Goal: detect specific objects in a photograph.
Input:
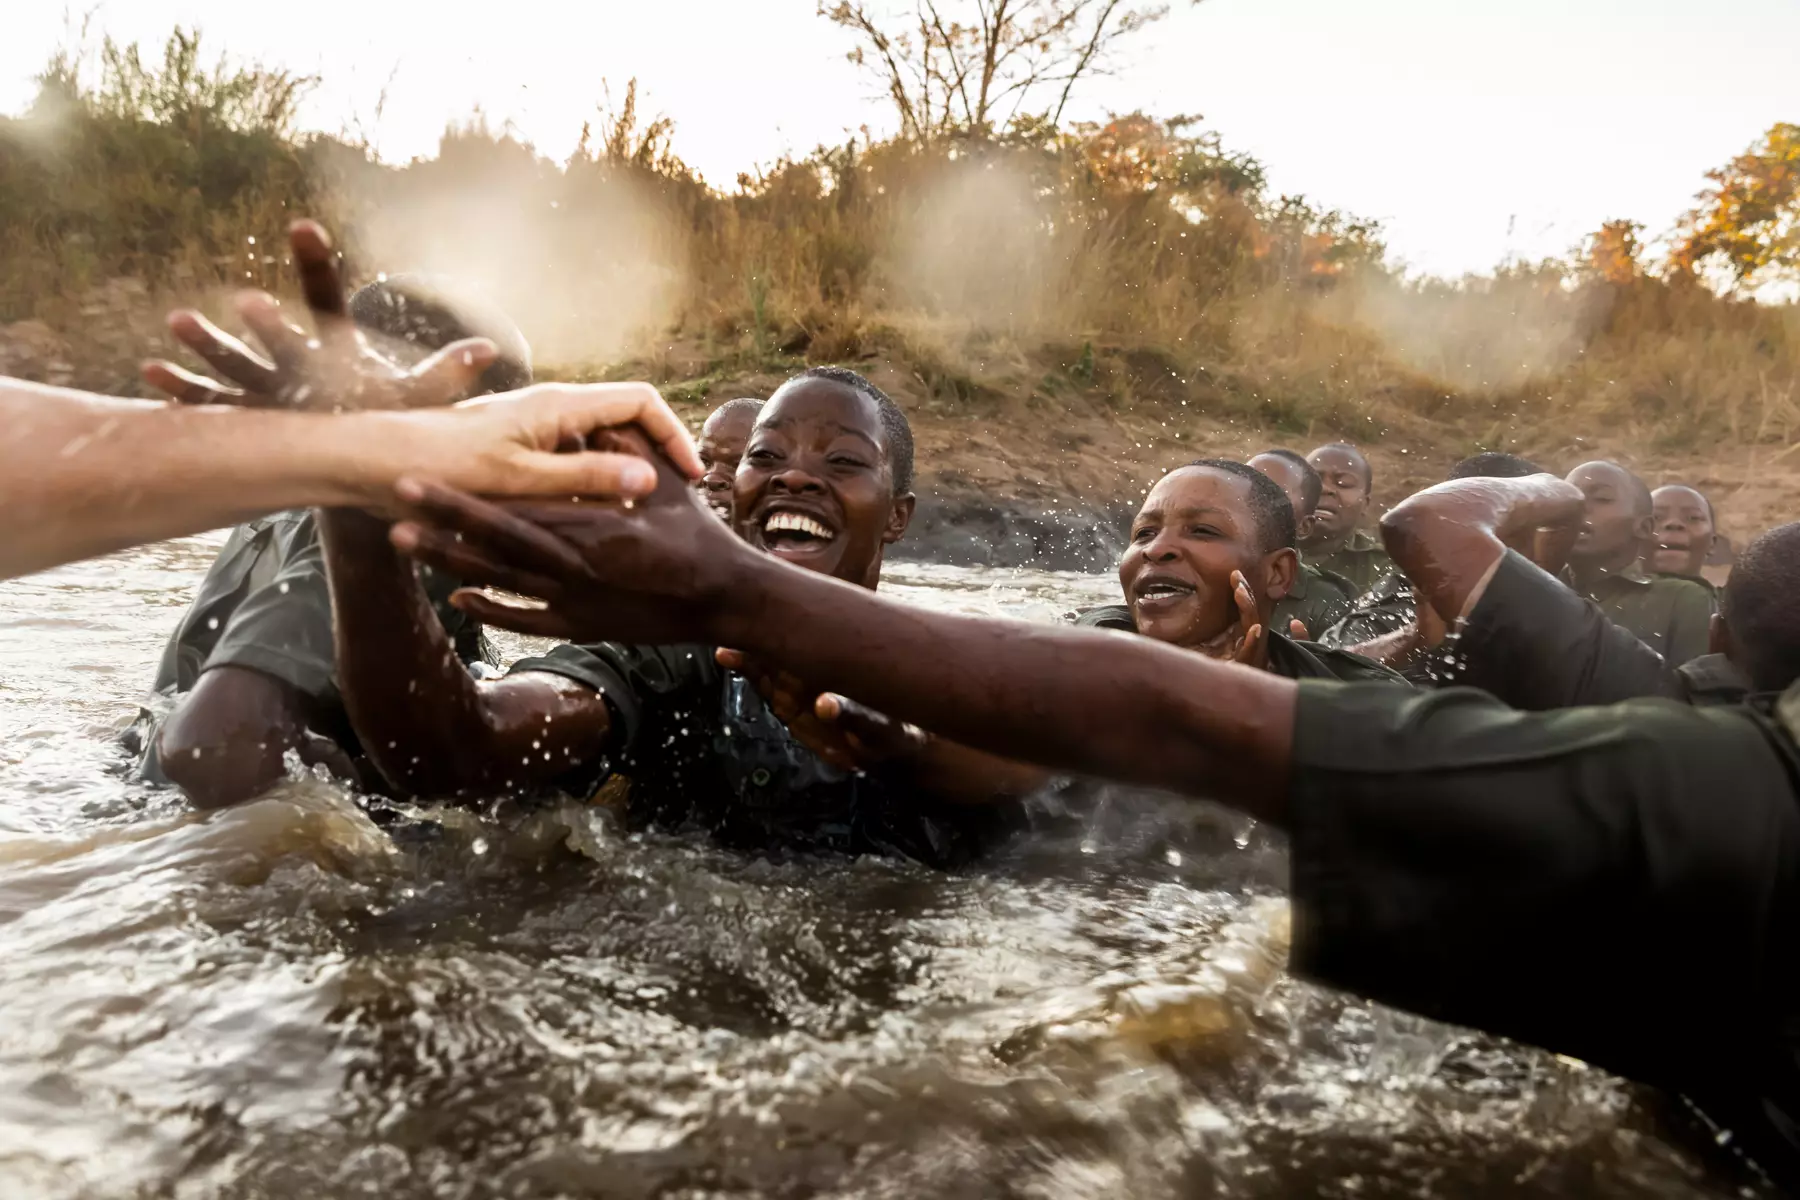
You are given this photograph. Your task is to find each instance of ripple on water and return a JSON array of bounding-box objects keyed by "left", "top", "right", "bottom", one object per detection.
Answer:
[{"left": 0, "top": 542, "right": 1763, "bottom": 1198}]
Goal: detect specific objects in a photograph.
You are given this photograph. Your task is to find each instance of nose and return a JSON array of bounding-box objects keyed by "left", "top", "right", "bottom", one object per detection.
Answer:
[
  {"left": 769, "top": 463, "right": 826, "bottom": 496},
  {"left": 1140, "top": 528, "right": 1182, "bottom": 562}
]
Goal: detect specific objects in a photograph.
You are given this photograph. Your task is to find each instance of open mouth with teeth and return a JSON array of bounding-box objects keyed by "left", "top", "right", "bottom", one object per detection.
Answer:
[
  {"left": 759, "top": 508, "right": 839, "bottom": 556},
  {"left": 1132, "top": 577, "right": 1197, "bottom": 610}
]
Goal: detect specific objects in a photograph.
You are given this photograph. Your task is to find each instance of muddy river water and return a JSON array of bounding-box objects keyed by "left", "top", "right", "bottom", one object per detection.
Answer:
[{"left": 0, "top": 540, "right": 1759, "bottom": 1198}]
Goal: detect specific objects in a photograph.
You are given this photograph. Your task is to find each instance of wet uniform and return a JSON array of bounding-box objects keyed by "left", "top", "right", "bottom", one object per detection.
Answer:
[
  {"left": 1271, "top": 561, "right": 1357, "bottom": 641},
  {"left": 1318, "top": 571, "right": 1415, "bottom": 652},
  {"left": 1584, "top": 563, "right": 1715, "bottom": 667},
  {"left": 1286, "top": 676, "right": 1800, "bottom": 1190},
  {"left": 132, "top": 511, "right": 492, "bottom": 779},
  {"left": 510, "top": 642, "right": 1013, "bottom": 868},
  {"left": 1304, "top": 529, "right": 1392, "bottom": 594},
  {"left": 1071, "top": 605, "right": 1407, "bottom": 684}
]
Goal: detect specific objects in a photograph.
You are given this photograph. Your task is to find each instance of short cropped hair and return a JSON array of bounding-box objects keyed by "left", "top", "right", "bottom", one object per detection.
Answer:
[
  {"left": 1259, "top": 447, "right": 1322, "bottom": 515},
  {"left": 1449, "top": 451, "right": 1545, "bottom": 480},
  {"left": 348, "top": 275, "right": 532, "bottom": 396},
  {"left": 707, "top": 397, "right": 765, "bottom": 425},
  {"left": 794, "top": 366, "right": 914, "bottom": 494},
  {"left": 1186, "top": 458, "right": 1298, "bottom": 554},
  {"left": 1722, "top": 523, "right": 1800, "bottom": 692}
]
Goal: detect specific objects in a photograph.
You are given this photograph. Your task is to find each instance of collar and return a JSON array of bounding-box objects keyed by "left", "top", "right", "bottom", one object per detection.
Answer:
[
  {"left": 1287, "top": 562, "right": 1313, "bottom": 600},
  {"left": 1592, "top": 560, "right": 1655, "bottom": 589}
]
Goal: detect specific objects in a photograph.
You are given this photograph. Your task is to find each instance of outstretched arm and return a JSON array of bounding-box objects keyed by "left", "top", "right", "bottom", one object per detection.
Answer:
[
  {"left": 1379, "top": 474, "right": 1584, "bottom": 628},
  {"left": 390, "top": 480, "right": 1299, "bottom": 823},
  {"left": 0, "top": 378, "right": 699, "bottom": 581}
]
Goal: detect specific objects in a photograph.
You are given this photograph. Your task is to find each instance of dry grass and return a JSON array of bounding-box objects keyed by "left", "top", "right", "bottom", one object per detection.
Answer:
[{"left": 3, "top": 29, "right": 1798, "bottom": 465}]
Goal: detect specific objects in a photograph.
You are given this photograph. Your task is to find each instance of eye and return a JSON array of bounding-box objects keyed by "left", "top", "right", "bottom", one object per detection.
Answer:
[
  {"left": 828, "top": 454, "right": 870, "bottom": 470},
  {"left": 1187, "top": 524, "right": 1222, "bottom": 538},
  {"left": 745, "top": 447, "right": 779, "bottom": 464},
  {"left": 1132, "top": 526, "right": 1156, "bottom": 542}
]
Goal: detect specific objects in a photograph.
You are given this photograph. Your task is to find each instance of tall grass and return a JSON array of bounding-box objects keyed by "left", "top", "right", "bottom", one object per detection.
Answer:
[{"left": 2, "top": 29, "right": 1797, "bottom": 455}]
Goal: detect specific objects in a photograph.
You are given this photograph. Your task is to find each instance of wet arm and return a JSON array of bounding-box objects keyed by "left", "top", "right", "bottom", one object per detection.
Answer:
[
  {"left": 712, "top": 566, "right": 1298, "bottom": 824},
  {"left": 156, "top": 666, "right": 364, "bottom": 808},
  {"left": 319, "top": 508, "right": 611, "bottom": 799},
  {"left": 1380, "top": 475, "right": 1583, "bottom": 626}
]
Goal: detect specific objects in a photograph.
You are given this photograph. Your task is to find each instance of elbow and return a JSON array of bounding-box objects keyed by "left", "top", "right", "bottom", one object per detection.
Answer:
[
  {"left": 156, "top": 713, "right": 283, "bottom": 810},
  {"left": 1377, "top": 500, "right": 1431, "bottom": 561}
]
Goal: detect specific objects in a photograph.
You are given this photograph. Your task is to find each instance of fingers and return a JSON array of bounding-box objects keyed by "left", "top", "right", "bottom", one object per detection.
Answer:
[
  {"left": 141, "top": 360, "right": 244, "bottom": 407},
  {"left": 445, "top": 588, "right": 580, "bottom": 639},
  {"left": 468, "top": 383, "right": 703, "bottom": 482},
  {"left": 288, "top": 219, "right": 350, "bottom": 325},
  {"left": 166, "top": 309, "right": 280, "bottom": 393},
  {"left": 1288, "top": 618, "right": 1310, "bottom": 640},
  {"left": 502, "top": 449, "right": 662, "bottom": 499},
  {"left": 394, "top": 479, "right": 595, "bottom": 582},
  {"left": 405, "top": 339, "right": 499, "bottom": 409},
  {"left": 1230, "top": 570, "right": 1257, "bottom": 625},
  {"left": 389, "top": 520, "right": 566, "bottom": 600},
  {"left": 715, "top": 648, "right": 749, "bottom": 672},
  {"left": 236, "top": 291, "right": 312, "bottom": 373},
  {"left": 1233, "top": 623, "right": 1266, "bottom": 667}
]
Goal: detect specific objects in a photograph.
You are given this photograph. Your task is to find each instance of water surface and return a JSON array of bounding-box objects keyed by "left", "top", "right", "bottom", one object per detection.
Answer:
[{"left": 0, "top": 543, "right": 1752, "bottom": 1198}]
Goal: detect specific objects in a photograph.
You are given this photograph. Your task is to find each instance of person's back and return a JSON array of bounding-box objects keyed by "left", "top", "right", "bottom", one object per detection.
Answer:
[{"left": 135, "top": 275, "right": 530, "bottom": 804}]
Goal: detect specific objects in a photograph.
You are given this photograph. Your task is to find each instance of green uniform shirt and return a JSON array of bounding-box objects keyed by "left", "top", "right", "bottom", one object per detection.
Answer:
[
  {"left": 1304, "top": 529, "right": 1393, "bottom": 594},
  {"left": 1585, "top": 563, "right": 1715, "bottom": 667},
  {"left": 511, "top": 642, "right": 1013, "bottom": 868},
  {"left": 1070, "top": 605, "right": 1406, "bottom": 684},
  {"left": 1270, "top": 560, "right": 1357, "bottom": 642},
  {"left": 135, "top": 510, "right": 492, "bottom": 777},
  {"left": 1285, "top": 678, "right": 1800, "bottom": 1190}
]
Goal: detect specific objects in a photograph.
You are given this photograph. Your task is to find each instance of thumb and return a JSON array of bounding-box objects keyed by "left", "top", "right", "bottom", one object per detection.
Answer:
[
  {"left": 406, "top": 338, "right": 499, "bottom": 408},
  {"left": 1288, "top": 618, "right": 1310, "bottom": 639}
]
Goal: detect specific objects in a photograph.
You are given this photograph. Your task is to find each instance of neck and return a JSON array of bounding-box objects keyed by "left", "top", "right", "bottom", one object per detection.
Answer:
[{"left": 1305, "top": 526, "right": 1353, "bottom": 555}]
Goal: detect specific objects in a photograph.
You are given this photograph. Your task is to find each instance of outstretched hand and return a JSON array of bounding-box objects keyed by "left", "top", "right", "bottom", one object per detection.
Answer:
[
  {"left": 389, "top": 435, "right": 746, "bottom": 646},
  {"left": 714, "top": 648, "right": 927, "bottom": 773},
  {"left": 143, "top": 220, "right": 495, "bottom": 411}
]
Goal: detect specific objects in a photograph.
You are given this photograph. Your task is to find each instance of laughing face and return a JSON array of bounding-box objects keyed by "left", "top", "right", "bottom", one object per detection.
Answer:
[
  {"left": 733, "top": 378, "right": 913, "bottom": 589},
  {"left": 1119, "top": 466, "right": 1296, "bottom": 654},
  {"left": 697, "top": 402, "right": 761, "bottom": 521},
  {"left": 1649, "top": 484, "right": 1716, "bottom": 577}
]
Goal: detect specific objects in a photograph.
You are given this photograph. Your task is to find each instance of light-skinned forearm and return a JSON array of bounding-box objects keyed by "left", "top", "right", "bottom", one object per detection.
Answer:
[
  {"left": 1, "top": 380, "right": 419, "bottom": 579},
  {"left": 710, "top": 559, "right": 1298, "bottom": 823}
]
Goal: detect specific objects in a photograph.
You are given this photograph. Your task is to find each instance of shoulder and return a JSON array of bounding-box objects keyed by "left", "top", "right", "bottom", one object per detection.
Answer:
[
  {"left": 511, "top": 641, "right": 718, "bottom": 695},
  {"left": 1678, "top": 653, "right": 1753, "bottom": 707},
  {"left": 1348, "top": 530, "right": 1390, "bottom": 557},
  {"left": 1301, "top": 561, "right": 1357, "bottom": 600},
  {"left": 1270, "top": 632, "right": 1410, "bottom": 684},
  {"left": 1646, "top": 575, "right": 1717, "bottom": 610}
]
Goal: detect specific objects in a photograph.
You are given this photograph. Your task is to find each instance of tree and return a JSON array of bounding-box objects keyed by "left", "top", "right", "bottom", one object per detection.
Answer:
[
  {"left": 819, "top": 0, "right": 1189, "bottom": 143},
  {"left": 1671, "top": 122, "right": 1800, "bottom": 292}
]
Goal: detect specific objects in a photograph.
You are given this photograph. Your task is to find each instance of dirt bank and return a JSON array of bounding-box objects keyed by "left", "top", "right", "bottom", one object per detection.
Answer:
[{"left": 7, "top": 314, "right": 1795, "bottom": 570}]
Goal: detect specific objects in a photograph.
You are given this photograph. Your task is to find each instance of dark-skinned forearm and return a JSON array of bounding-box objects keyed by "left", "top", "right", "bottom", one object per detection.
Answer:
[
  {"left": 1382, "top": 476, "right": 1581, "bottom": 625},
  {"left": 320, "top": 508, "right": 609, "bottom": 798},
  {"left": 712, "top": 562, "right": 1297, "bottom": 823}
]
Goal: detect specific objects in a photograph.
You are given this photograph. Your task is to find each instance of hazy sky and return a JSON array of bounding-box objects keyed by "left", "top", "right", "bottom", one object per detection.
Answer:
[{"left": 5, "top": 0, "right": 1796, "bottom": 277}]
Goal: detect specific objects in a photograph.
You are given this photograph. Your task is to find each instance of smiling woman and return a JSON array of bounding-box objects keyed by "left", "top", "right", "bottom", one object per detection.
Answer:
[{"left": 733, "top": 366, "right": 916, "bottom": 591}]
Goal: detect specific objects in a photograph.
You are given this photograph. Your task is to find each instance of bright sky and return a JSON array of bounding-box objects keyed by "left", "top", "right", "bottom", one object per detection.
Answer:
[{"left": 5, "top": 0, "right": 1796, "bottom": 278}]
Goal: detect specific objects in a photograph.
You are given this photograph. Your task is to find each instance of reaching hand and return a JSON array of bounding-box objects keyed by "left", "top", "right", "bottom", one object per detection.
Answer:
[
  {"left": 714, "top": 649, "right": 927, "bottom": 773},
  {"left": 389, "top": 440, "right": 746, "bottom": 646},
  {"left": 143, "top": 220, "right": 495, "bottom": 412}
]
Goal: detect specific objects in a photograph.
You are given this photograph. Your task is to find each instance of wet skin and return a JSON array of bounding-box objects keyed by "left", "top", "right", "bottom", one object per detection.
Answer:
[
  {"left": 1649, "top": 484, "right": 1716, "bottom": 577},
  {"left": 733, "top": 380, "right": 913, "bottom": 590},
  {"left": 1121, "top": 466, "right": 1297, "bottom": 655},
  {"left": 333, "top": 377, "right": 915, "bottom": 800},
  {"left": 698, "top": 404, "right": 760, "bottom": 520},
  {"left": 1565, "top": 461, "right": 1652, "bottom": 587},
  {"left": 1301, "top": 445, "right": 1371, "bottom": 550}
]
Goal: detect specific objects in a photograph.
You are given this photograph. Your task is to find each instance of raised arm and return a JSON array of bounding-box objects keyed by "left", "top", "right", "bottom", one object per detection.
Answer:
[{"left": 1378, "top": 474, "right": 1584, "bottom": 627}]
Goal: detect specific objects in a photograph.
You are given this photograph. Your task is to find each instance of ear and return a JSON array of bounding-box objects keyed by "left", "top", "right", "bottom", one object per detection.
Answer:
[
  {"left": 883, "top": 492, "right": 916, "bottom": 546},
  {"left": 1633, "top": 511, "right": 1656, "bottom": 542},
  {"left": 1262, "top": 547, "right": 1299, "bottom": 605}
]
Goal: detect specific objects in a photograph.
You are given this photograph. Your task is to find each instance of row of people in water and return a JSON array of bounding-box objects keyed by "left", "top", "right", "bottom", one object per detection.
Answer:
[{"left": 48, "top": 221, "right": 1800, "bottom": 1190}]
